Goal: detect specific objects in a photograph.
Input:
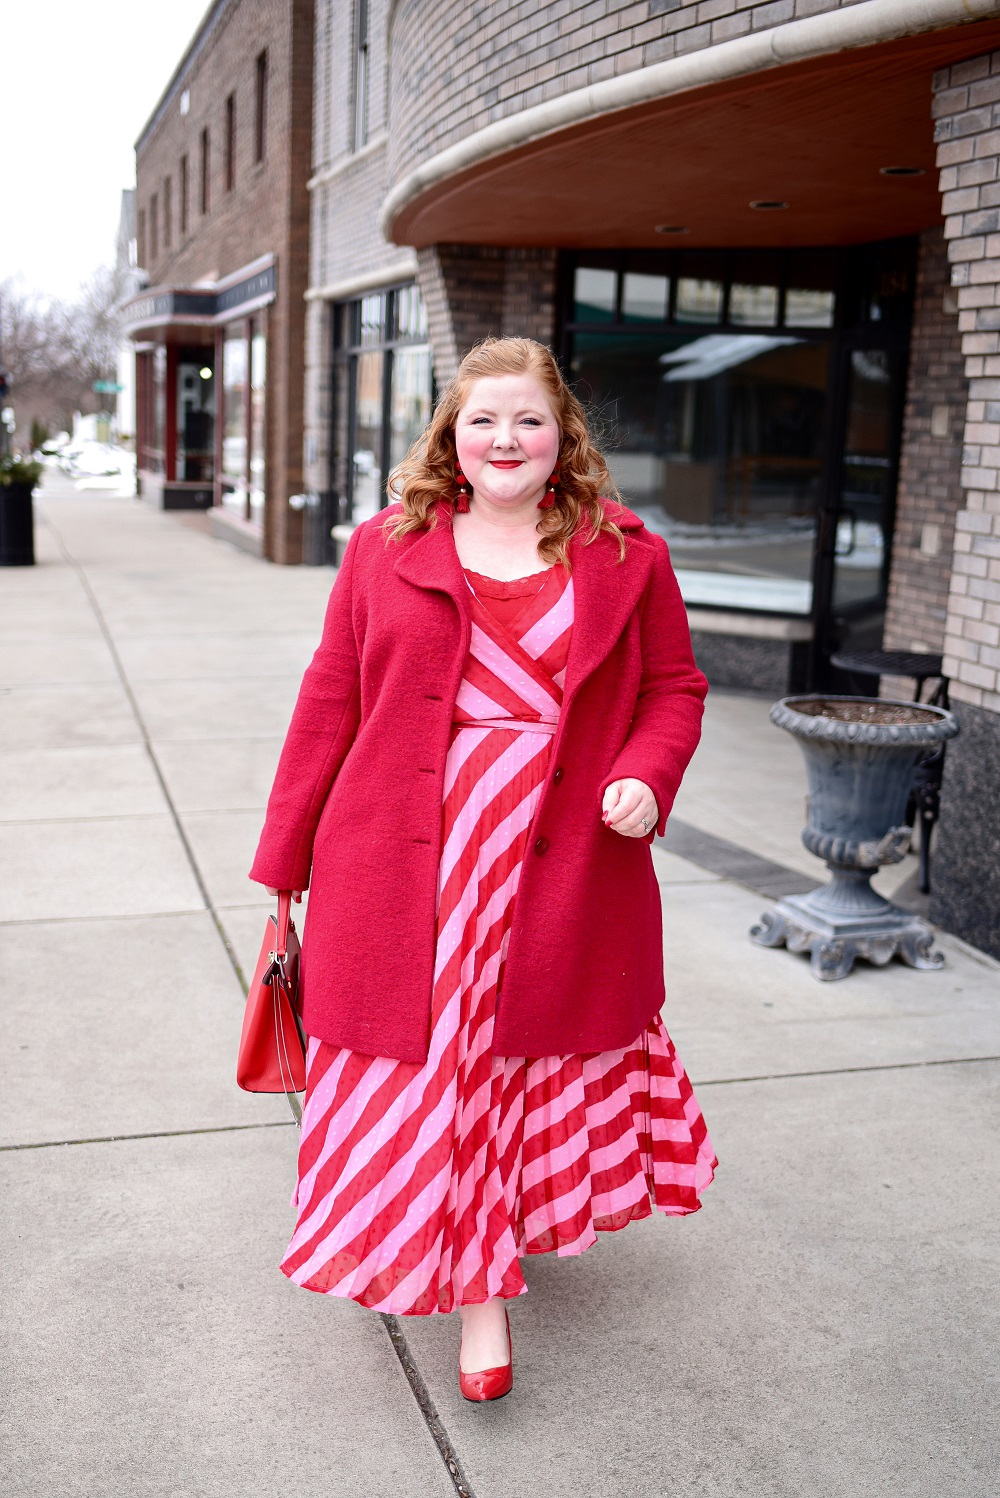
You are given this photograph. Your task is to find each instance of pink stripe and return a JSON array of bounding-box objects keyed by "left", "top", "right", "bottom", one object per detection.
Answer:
[
  {"left": 470, "top": 623, "right": 561, "bottom": 716},
  {"left": 520, "top": 578, "right": 574, "bottom": 659}
]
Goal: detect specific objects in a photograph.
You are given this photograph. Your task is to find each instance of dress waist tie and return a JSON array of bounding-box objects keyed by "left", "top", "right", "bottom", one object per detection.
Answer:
[{"left": 455, "top": 716, "right": 558, "bottom": 736}]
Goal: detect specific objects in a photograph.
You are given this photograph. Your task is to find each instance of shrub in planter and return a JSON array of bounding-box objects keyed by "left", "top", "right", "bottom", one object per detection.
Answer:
[{"left": 0, "top": 454, "right": 43, "bottom": 565}]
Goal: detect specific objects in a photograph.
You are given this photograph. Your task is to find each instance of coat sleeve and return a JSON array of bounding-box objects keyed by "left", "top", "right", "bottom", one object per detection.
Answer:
[
  {"left": 600, "top": 535, "right": 708, "bottom": 837},
  {"left": 249, "top": 527, "right": 364, "bottom": 891}
]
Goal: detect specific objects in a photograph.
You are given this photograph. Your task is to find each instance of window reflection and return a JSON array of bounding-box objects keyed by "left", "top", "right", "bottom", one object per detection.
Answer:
[
  {"left": 249, "top": 327, "right": 266, "bottom": 522},
  {"left": 573, "top": 267, "right": 617, "bottom": 322},
  {"left": 785, "top": 289, "right": 835, "bottom": 328},
  {"left": 572, "top": 329, "right": 828, "bottom": 613},
  {"left": 335, "top": 283, "right": 433, "bottom": 525},
  {"left": 832, "top": 349, "right": 892, "bottom": 611},
  {"left": 675, "top": 279, "right": 723, "bottom": 324},
  {"left": 222, "top": 325, "right": 248, "bottom": 514},
  {"left": 622, "top": 272, "right": 669, "bottom": 323},
  {"left": 729, "top": 283, "right": 779, "bottom": 326},
  {"left": 352, "top": 350, "right": 384, "bottom": 524},
  {"left": 390, "top": 345, "right": 433, "bottom": 468}
]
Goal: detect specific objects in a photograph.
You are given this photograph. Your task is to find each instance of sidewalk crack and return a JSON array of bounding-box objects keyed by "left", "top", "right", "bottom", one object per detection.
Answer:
[{"left": 379, "top": 1315, "right": 478, "bottom": 1498}]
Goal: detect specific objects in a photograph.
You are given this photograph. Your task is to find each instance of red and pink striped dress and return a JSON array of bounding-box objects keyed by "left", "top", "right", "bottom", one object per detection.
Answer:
[{"left": 281, "top": 563, "right": 716, "bottom": 1314}]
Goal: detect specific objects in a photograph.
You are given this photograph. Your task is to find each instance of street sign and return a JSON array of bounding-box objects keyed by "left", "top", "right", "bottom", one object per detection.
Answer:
[{"left": 92, "top": 380, "right": 124, "bottom": 393}]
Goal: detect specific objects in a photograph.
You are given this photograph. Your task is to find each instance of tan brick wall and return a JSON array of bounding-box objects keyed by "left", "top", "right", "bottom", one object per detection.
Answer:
[
  {"left": 135, "top": 0, "right": 313, "bottom": 564},
  {"left": 386, "top": 0, "right": 862, "bottom": 189},
  {"left": 933, "top": 51, "right": 1000, "bottom": 711},
  {"left": 883, "top": 227, "right": 967, "bottom": 662}
]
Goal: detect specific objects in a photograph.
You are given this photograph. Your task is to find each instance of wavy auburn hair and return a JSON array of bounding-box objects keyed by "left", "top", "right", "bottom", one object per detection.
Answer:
[{"left": 383, "top": 337, "right": 625, "bottom": 567}]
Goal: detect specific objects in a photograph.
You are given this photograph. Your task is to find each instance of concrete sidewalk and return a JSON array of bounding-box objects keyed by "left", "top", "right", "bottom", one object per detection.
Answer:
[{"left": 2, "top": 471, "right": 998, "bottom": 1498}]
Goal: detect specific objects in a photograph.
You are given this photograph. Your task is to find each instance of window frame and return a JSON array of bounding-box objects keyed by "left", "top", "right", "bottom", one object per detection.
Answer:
[
  {"left": 255, "top": 51, "right": 268, "bottom": 164},
  {"left": 353, "top": 0, "right": 370, "bottom": 151},
  {"left": 225, "top": 93, "right": 236, "bottom": 192},
  {"left": 179, "top": 154, "right": 189, "bottom": 236},
  {"left": 200, "top": 127, "right": 210, "bottom": 215},
  {"left": 331, "top": 282, "right": 433, "bottom": 527}
]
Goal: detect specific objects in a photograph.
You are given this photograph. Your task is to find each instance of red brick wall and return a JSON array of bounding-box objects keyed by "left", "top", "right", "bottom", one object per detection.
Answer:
[{"left": 135, "top": 0, "right": 313, "bottom": 563}]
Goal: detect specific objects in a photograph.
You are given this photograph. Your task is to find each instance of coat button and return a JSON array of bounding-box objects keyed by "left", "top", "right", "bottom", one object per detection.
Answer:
[
  {"left": 553, "top": 768, "right": 564, "bottom": 785},
  {"left": 534, "top": 836, "right": 549, "bottom": 856}
]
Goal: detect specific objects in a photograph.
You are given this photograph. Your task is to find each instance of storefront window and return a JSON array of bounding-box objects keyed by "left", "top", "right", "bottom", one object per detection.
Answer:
[
  {"left": 832, "top": 348, "right": 894, "bottom": 612},
  {"left": 623, "top": 273, "right": 669, "bottom": 324},
  {"left": 222, "top": 323, "right": 248, "bottom": 516},
  {"left": 563, "top": 245, "right": 914, "bottom": 632},
  {"left": 676, "top": 278, "right": 724, "bottom": 324},
  {"left": 333, "top": 284, "right": 432, "bottom": 525},
  {"left": 249, "top": 325, "right": 266, "bottom": 523},
  {"left": 353, "top": 350, "right": 384, "bottom": 523},
  {"left": 573, "top": 328, "right": 827, "bottom": 613},
  {"left": 176, "top": 351, "right": 215, "bottom": 482},
  {"left": 565, "top": 251, "right": 849, "bottom": 614}
]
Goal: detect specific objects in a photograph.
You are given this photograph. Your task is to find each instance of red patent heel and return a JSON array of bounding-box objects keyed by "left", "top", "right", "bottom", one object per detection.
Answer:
[{"left": 459, "top": 1310, "right": 513, "bottom": 1402}]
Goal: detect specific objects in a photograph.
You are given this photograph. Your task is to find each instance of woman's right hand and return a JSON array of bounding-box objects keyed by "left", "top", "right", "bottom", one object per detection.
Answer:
[{"left": 266, "top": 886, "right": 303, "bottom": 901}]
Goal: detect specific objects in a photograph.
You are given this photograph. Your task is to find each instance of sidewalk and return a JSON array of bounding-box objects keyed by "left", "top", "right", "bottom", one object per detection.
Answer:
[{"left": 2, "top": 471, "right": 998, "bottom": 1498}]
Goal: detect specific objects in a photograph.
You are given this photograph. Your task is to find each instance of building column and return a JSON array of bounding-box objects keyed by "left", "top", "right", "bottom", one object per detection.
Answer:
[
  {"left": 416, "top": 246, "right": 558, "bottom": 387},
  {"left": 882, "top": 227, "right": 967, "bottom": 664},
  {"left": 925, "top": 54, "right": 1000, "bottom": 957}
]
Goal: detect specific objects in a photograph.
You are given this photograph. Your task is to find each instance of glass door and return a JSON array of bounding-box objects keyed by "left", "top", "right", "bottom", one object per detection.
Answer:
[
  {"left": 812, "top": 336, "right": 909, "bottom": 684},
  {"left": 176, "top": 350, "right": 215, "bottom": 482}
]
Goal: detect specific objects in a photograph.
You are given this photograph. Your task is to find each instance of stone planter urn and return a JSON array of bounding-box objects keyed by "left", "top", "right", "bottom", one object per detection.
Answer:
[{"left": 750, "top": 695, "right": 959, "bottom": 980}]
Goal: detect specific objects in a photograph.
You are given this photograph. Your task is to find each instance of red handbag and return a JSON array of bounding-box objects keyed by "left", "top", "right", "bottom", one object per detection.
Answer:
[{"left": 237, "top": 892, "right": 306, "bottom": 1106}]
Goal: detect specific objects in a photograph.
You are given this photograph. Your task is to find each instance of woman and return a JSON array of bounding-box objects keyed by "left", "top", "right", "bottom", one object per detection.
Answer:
[{"left": 251, "top": 337, "right": 716, "bottom": 1401}]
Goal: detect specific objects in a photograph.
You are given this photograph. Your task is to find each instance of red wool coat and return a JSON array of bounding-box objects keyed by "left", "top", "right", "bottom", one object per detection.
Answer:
[{"left": 250, "top": 501, "right": 707, "bottom": 1062}]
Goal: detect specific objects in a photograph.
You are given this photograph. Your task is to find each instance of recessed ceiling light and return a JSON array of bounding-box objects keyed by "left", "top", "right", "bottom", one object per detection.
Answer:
[
  {"left": 879, "top": 165, "right": 926, "bottom": 177},
  {"left": 749, "top": 200, "right": 789, "bottom": 210},
  {"left": 655, "top": 224, "right": 689, "bottom": 234}
]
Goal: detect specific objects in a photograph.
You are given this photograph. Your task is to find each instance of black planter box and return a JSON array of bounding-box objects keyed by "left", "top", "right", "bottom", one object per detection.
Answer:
[{"left": 0, "top": 482, "right": 35, "bottom": 565}]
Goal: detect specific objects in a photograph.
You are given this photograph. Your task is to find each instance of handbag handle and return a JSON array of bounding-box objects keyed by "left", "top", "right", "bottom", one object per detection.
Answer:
[{"left": 275, "top": 890, "right": 293, "bottom": 957}]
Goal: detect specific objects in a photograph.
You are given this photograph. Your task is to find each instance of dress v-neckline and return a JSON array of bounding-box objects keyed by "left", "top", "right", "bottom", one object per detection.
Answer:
[{"left": 464, "top": 565, "right": 562, "bottom": 638}]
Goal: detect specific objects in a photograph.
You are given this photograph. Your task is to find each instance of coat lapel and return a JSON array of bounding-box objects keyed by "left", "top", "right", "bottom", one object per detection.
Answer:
[
  {"left": 392, "top": 503, "right": 652, "bottom": 702},
  {"left": 393, "top": 509, "right": 468, "bottom": 601},
  {"left": 392, "top": 509, "right": 473, "bottom": 662},
  {"left": 563, "top": 518, "right": 653, "bottom": 705}
]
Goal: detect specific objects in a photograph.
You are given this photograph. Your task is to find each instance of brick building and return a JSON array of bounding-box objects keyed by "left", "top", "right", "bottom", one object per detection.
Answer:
[
  {"left": 124, "top": 0, "right": 313, "bottom": 562},
  {"left": 299, "top": 0, "right": 1000, "bottom": 955}
]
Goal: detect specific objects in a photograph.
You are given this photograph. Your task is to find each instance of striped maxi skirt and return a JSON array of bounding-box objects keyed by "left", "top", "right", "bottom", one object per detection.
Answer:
[{"left": 279, "top": 564, "right": 717, "bottom": 1314}]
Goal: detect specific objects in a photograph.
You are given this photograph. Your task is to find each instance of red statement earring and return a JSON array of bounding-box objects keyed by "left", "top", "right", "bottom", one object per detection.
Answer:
[
  {"left": 538, "top": 468, "right": 559, "bottom": 510},
  {"left": 454, "top": 467, "right": 471, "bottom": 513}
]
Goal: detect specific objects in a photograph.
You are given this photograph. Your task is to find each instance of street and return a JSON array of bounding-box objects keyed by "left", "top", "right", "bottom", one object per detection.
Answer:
[{"left": 2, "top": 469, "right": 999, "bottom": 1497}]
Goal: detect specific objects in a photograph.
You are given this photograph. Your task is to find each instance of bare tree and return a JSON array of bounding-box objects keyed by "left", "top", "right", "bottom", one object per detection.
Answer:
[{"left": 0, "top": 265, "right": 124, "bottom": 439}]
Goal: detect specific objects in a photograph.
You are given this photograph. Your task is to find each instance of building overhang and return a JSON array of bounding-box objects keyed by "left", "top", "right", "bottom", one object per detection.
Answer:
[
  {"left": 122, "top": 255, "right": 277, "bottom": 341},
  {"left": 381, "top": 1, "right": 1000, "bottom": 251}
]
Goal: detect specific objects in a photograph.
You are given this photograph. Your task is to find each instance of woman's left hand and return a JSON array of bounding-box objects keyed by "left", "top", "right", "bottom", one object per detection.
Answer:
[{"left": 602, "top": 779, "right": 658, "bottom": 838}]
